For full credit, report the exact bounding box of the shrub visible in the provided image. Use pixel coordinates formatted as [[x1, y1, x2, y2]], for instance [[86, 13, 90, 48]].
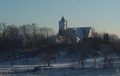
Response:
[[89, 66, 94, 69], [34, 66, 41, 72], [43, 68, 48, 70]]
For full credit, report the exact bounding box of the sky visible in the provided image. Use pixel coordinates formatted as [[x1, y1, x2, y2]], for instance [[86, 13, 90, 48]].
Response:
[[0, 0, 120, 36]]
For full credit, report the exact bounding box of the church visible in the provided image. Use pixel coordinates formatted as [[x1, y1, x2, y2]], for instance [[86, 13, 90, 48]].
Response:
[[49, 16, 92, 44], [59, 16, 92, 43]]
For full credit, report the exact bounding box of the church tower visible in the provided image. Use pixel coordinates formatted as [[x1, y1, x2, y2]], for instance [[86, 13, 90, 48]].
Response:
[[59, 16, 67, 31]]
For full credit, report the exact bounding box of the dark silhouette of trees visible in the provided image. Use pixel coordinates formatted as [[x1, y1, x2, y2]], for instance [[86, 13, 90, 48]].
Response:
[[103, 33, 110, 44], [32, 23, 38, 41], [109, 34, 119, 42], [101, 44, 115, 69], [0, 22, 7, 39], [90, 37, 102, 68], [0, 22, 56, 65], [58, 29, 64, 36], [1, 22, 120, 69], [77, 42, 91, 69], [6, 25, 19, 38], [41, 44, 58, 66], [19, 24, 32, 36], [38, 27, 54, 46]]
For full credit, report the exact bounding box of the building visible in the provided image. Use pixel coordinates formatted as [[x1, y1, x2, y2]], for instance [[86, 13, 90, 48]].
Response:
[[49, 16, 92, 44], [59, 16, 92, 43], [49, 36, 71, 44], [8, 35, 29, 48], [59, 16, 67, 31]]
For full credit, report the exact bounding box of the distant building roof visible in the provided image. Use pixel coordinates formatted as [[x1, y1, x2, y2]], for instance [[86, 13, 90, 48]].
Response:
[[61, 16, 66, 21], [80, 27, 91, 37], [9, 35, 26, 40], [68, 27, 91, 41], [74, 28, 84, 40]]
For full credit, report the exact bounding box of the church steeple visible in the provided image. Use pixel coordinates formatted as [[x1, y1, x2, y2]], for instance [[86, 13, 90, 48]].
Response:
[[61, 16, 65, 21], [59, 16, 67, 31]]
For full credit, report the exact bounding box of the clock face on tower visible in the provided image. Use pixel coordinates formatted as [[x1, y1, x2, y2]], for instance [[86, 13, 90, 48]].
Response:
[[59, 17, 67, 31], [64, 22, 66, 25], [61, 23, 63, 26]]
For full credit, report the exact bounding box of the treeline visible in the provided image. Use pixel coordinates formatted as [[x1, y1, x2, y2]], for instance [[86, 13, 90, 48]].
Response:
[[91, 28, 119, 43], [0, 22, 55, 48], [39, 30, 120, 68], [1, 22, 120, 69], [76, 30, 120, 69]]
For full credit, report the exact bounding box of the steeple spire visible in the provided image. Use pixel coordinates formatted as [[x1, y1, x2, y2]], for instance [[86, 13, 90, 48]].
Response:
[[59, 16, 67, 31], [61, 16, 65, 21], [62, 12, 64, 17]]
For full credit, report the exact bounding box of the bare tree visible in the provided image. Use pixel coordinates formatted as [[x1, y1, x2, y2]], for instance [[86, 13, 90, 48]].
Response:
[[0, 22, 7, 38], [32, 23, 39, 41], [91, 37, 101, 68], [41, 45, 56, 66], [0, 22, 8, 60], [19, 25, 27, 36], [19, 24, 32, 42], [77, 43, 90, 69], [38, 27, 54, 45], [109, 34, 119, 42], [6, 25, 19, 38], [101, 43, 115, 69]]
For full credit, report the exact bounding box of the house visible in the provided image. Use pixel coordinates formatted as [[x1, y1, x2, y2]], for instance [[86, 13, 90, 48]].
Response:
[[49, 36, 71, 44], [8, 35, 29, 48]]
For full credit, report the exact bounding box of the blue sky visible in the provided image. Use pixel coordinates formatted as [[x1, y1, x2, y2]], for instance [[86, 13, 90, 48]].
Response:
[[0, 0, 120, 36]]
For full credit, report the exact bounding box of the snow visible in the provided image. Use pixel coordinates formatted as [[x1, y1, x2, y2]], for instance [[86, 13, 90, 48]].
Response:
[[69, 27, 91, 42], [0, 49, 120, 76], [49, 36, 71, 43], [74, 28, 84, 41], [80, 27, 91, 37]]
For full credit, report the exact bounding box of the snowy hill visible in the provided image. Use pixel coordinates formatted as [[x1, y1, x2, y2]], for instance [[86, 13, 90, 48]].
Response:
[[0, 48, 120, 76]]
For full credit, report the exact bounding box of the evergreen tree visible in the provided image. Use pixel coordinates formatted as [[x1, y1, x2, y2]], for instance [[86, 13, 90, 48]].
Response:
[[103, 33, 110, 43]]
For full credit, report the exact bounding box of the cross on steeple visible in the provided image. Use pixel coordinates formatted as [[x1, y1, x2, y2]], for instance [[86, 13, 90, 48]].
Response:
[[62, 12, 64, 16]]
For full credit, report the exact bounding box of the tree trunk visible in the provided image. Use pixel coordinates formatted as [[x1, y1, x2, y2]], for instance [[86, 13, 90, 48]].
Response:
[[48, 58, 50, 66], [81, 57, 84, 70], [85, 57, 86, 62], [104, 57, 107, 69], [94, 57, 96, 69]]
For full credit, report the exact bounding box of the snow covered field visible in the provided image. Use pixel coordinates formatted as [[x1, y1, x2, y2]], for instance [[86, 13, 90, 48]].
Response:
[[1, 67, 120, 76], [0, 50, 120, 76]]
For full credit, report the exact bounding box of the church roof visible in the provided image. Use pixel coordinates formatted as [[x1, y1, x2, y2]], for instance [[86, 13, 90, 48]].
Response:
[[68, 27, 91, 41], [74, 28, 84, 40], [61, 16, 65, 21], [80, 27, 91, 37]]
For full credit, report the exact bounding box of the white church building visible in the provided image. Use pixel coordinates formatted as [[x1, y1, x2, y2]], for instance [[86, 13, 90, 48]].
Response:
[[49, 16, 92, 44]]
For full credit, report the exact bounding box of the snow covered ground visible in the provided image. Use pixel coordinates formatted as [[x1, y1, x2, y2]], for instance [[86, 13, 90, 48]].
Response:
[[1, 67, 120, 76], [0, 50, 120, 76]]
